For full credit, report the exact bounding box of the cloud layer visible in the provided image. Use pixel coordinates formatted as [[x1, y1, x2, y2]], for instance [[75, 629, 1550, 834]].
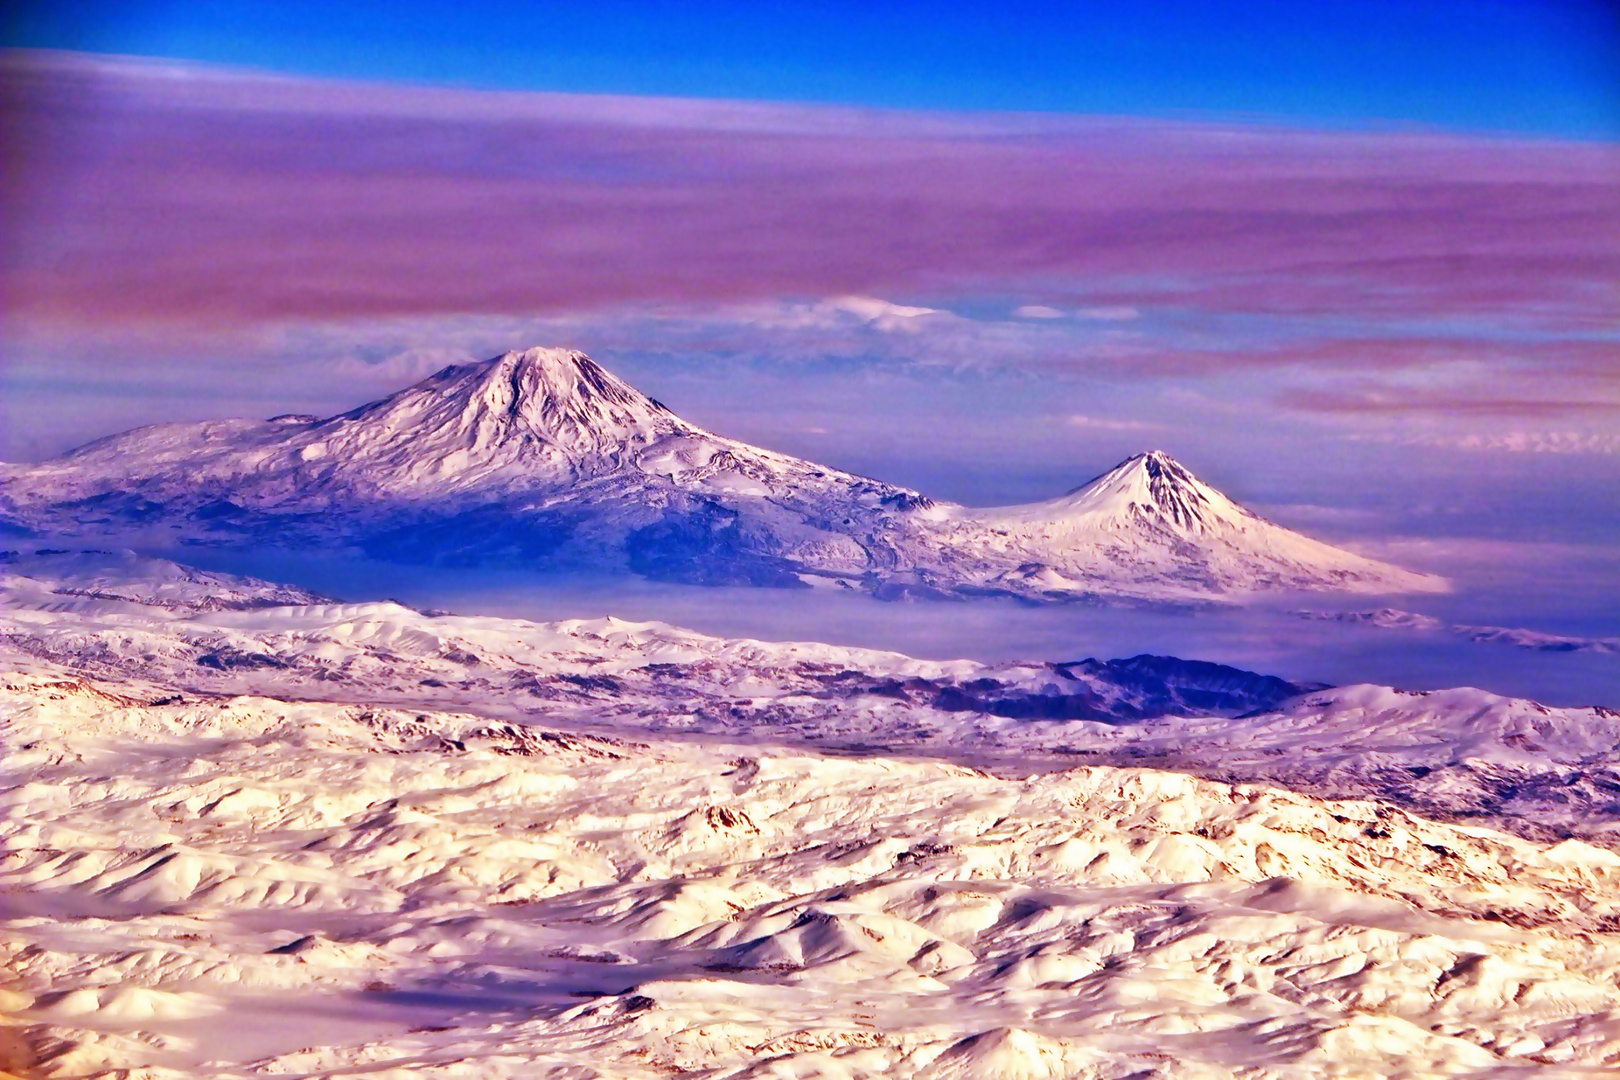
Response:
[[5, 50, 1618, 331]]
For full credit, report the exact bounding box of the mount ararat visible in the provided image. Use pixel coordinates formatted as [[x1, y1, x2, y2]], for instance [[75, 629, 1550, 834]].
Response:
[[0, 347, 1443, 603]]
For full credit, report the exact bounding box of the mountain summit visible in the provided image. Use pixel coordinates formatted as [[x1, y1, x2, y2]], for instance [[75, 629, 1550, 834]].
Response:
[[290, 348, 694, 493], [1022, 451, 1258, 534], [0, 347, 1445, 602], [340, 348, 680, 461]]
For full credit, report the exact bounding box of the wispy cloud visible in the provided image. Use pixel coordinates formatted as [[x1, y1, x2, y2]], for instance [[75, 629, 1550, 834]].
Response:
[[1285, 390, 1620, 418], [1064, 414, 1159, 432], [1356, 430, 1620, 455]]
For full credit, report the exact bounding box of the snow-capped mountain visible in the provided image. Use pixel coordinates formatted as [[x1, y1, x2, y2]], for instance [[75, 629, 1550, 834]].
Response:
[[940, 450, 1440, 598], [0, 346, 1443, 601]]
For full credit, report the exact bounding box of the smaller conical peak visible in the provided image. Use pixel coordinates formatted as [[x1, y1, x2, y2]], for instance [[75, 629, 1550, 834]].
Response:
[[1060, 450, 1254, 532], [1122, 449, 1177, 473], [1081, 450, 1196, 491]]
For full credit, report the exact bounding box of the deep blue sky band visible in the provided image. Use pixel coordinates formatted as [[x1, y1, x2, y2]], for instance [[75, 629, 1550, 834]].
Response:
[[5, 0, 1617, 137]]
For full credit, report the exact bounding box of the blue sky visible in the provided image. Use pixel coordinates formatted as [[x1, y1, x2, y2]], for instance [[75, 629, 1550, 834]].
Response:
[[5, 0, 1618, 137]]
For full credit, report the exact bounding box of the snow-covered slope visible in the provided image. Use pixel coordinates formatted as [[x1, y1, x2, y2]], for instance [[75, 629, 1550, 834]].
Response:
[[4, 557, 1620, 1078], [0, 346, 1443, 601], [0, 548, 328, 613], [0, 558, 1316, 734], [1297, 607, 1620, 654]]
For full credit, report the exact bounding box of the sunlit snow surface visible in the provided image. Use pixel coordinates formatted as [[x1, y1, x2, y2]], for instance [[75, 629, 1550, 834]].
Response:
[[5, 554, 1620, 1077]]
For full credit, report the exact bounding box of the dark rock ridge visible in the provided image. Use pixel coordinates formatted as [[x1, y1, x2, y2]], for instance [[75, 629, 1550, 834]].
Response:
[[811, 655, 1318, 722]]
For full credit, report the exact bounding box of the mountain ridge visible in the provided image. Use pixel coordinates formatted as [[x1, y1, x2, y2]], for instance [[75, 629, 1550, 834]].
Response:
[[0, 346, 1445, 603], [5, 542, 1617, 1080]]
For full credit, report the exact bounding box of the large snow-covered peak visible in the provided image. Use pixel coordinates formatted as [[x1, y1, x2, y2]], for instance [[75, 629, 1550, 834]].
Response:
[[340, 347, 680, 454], [463, 347, 672, 433], [261, 346, 713, 497]]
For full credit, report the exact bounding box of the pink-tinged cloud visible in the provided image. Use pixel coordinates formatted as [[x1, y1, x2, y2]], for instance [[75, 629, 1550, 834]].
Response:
[[3, 50, 1618, 332], [1282, 388, 1620, 418], [1120, 336, 1620, 380]]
